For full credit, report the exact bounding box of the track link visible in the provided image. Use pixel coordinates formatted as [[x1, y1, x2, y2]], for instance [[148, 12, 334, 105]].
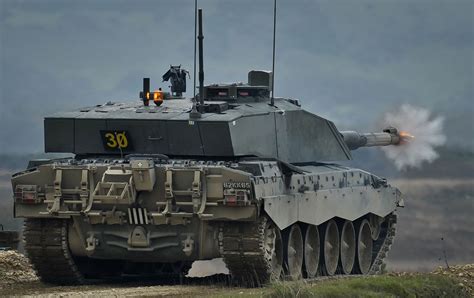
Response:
[[24, 218, 84, 285], [219, 213, 397, 286]]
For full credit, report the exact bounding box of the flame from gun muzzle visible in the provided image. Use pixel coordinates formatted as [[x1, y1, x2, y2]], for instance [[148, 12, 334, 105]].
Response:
[[398, 131, 415, 145], [381, 104, 446, 170]]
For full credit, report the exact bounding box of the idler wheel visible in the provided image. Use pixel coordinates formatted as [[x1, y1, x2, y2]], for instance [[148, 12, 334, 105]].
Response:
[[321, 219, 340, 276], [355, 219, 373, 274], [284, 224, 303, 279], [339, 220, 356, 274], [303, 224, 320, 278], [264, 218, 283, 281]]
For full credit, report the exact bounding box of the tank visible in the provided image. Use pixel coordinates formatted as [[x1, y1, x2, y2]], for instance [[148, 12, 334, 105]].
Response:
[[11, 10, 405, 286]]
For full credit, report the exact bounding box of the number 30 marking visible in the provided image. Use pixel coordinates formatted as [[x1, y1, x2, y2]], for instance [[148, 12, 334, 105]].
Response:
[[105, 132, 128, 149]]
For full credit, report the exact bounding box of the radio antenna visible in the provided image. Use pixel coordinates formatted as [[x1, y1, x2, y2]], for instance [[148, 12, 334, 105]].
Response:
[[190, 1, 202, 118], [193, 0, 197, 101], [198, 8, 205, 110], [271, 0, 277, 106]]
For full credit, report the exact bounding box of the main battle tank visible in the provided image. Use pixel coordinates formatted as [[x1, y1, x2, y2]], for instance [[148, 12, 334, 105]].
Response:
[[11, 10, 405, 286]]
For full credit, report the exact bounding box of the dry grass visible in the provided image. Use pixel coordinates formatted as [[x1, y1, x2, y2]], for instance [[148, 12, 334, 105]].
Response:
[[261, 274, 470, 298]]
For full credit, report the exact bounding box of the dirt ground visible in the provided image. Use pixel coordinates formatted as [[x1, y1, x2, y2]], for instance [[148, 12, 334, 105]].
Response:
[[0, 281, 233, 297], [0, 250, 37, 285], [1, 251, 473, 297], [432, 264, 474, 296], [0, 281, 229, 297], [0, 251, 233, 297]]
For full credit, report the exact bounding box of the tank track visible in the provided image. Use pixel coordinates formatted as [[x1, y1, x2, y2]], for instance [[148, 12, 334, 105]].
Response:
[[23, 218, 85, 285], [219, 213, 397, 286], [369, 212, 397, 275], [219, 216, 273, 286], [24, 218, 194, 285]]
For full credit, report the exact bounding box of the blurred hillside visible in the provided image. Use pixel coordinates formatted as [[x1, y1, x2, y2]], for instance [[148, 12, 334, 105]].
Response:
[[346, 146, 474, 179]]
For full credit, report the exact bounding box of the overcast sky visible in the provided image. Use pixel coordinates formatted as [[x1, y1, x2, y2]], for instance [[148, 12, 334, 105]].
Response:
[[0, 0, 472, 154]]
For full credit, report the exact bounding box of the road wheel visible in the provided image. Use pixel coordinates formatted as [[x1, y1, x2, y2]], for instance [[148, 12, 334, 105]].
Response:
[[321, 219, 339, 276], [264, 218, 284, 282], [339, 220, 356, 274], [355, 219, 373, 274], [284, 224, 303, 279], [303, 224, 320, 278]]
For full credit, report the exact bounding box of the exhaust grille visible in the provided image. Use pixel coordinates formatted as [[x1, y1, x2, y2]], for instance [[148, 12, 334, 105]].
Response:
[[128, 208, 149, 225]]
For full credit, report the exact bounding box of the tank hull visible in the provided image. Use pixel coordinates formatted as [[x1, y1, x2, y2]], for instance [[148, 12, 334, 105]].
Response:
[[13, 158, 403, 285]]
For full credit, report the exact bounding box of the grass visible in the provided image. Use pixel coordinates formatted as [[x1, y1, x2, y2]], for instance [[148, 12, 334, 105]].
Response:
[[210, 274, 469, 298]]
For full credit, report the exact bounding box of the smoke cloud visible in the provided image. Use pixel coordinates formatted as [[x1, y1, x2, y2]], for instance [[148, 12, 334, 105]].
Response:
[[381, 104, 446, 170]]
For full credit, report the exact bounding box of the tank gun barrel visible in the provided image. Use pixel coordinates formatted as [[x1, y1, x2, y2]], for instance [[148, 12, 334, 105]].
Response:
[[340, 127, 403, 150]]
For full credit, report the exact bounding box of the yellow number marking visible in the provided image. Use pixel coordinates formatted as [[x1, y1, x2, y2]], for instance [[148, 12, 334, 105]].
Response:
[[105, 132, 117, 148], [115, 132, 128, 149], [104, 132, 128, 149]]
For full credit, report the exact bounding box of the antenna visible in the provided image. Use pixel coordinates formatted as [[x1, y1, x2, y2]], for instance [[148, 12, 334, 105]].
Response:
[[190, 1, 201, 118], [198, 8, 205, 110], [271, 0, 277, 106], [193, 0, 197, 101]]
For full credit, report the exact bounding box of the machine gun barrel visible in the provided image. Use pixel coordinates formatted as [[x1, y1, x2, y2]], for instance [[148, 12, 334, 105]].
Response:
[[340, 127, 402, 150]]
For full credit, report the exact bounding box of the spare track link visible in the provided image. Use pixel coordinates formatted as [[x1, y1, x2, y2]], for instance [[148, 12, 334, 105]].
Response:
[[219, 213, 397, 285], [219, 216, 272, 287], [24, 218, 84, 285]]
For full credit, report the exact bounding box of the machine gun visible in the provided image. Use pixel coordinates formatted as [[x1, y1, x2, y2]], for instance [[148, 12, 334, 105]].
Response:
[[162, 65, 189, 97]]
